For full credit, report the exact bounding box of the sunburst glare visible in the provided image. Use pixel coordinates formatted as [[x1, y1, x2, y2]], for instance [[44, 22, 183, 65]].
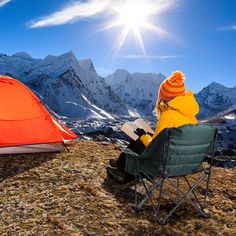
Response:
[[99, 0, 174, 58]]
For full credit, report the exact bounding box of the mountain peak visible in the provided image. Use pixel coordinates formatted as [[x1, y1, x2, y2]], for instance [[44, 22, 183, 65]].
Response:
[[158, 73, 166, 78], [43, 51, 77, 61], [208, 81, 226, 89], [109, 69, 130, 78], [12, 52, 32, 60], [59, 51, 77, 59], [79, 58, 93, 68], [196, 81, 236, 119], [115, 69, 130, 74]]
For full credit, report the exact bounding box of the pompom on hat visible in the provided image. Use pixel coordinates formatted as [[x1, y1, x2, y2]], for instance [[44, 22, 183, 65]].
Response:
[[159, 70, 185, 101]]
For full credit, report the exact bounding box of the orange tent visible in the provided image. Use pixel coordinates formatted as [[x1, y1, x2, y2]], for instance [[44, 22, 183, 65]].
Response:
[[0, 75, 77, 154]]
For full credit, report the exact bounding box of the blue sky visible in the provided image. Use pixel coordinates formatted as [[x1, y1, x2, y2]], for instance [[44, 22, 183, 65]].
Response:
[[0, 0, 235, 92]]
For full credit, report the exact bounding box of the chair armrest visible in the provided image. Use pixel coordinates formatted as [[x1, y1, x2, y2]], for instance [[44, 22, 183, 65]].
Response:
[[122, 148, 139, 157]]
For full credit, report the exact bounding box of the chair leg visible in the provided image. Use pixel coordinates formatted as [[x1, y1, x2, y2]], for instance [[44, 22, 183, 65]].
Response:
[[167, 177, 199, 208], [202, 170, 211, 209], [134, 172, 211, 224], [161, 174, 208, 224], [156, 178, 164, 223], [140, 177, 157, 211], [134, 174, 138, 211], [184, 176, 210, 218], [136, 178, 162, 211]]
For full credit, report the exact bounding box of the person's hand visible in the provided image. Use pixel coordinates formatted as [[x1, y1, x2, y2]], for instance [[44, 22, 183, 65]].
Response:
[[134, 128, 146, 137]]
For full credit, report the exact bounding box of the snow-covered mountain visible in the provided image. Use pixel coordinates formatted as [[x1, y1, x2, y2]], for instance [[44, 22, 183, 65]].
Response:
[[196, 82, 236, 119], [0, 52, 39, 78], [0, 51, 129, 119], [1, 50, 236, 129], [204, 106, 236, 149], [196, 82, 236, 149], [105, 69, 166, 116]]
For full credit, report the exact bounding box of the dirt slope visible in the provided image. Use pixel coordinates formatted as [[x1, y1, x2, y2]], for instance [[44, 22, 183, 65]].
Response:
[[0, 140, 235, 235]]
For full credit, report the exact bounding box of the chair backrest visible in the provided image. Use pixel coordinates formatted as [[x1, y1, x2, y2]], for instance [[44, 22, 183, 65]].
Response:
[[138, 124, 217, 177]]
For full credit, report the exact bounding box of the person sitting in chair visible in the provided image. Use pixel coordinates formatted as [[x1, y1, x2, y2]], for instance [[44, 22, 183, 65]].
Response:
[[107, 71, 200, 183]]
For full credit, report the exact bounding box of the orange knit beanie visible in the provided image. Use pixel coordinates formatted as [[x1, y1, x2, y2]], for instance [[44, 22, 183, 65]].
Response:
[[159, 70, 185, 101]]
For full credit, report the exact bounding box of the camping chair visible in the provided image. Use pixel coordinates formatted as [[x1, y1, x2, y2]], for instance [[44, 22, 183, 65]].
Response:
[[123, 124, 217, 225]]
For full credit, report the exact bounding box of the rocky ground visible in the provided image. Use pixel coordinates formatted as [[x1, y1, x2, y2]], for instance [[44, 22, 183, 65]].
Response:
[[0, 140, 235, 236]]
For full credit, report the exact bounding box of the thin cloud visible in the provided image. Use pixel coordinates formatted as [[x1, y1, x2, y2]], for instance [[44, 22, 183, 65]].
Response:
[[219, 25, 236, 31], [0, 0, 11, 7], [29, 0, 176, 28], [29, 0, 110, 28], [120, 54, 181, 59]]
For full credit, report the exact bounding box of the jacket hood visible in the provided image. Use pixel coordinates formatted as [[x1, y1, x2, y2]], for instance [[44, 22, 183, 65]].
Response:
[[164, 90, 199, 117]]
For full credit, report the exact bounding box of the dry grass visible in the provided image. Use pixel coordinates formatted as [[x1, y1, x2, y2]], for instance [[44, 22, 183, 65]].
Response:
[[0, 140, 235, 236]]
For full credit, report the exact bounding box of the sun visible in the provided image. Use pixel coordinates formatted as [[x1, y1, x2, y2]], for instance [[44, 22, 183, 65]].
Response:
[[115, 1, 151, 32], [99, 0, 172, 58]]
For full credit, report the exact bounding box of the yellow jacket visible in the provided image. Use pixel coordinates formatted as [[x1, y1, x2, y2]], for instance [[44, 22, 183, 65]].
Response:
[[140, 90, 199, 147]]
